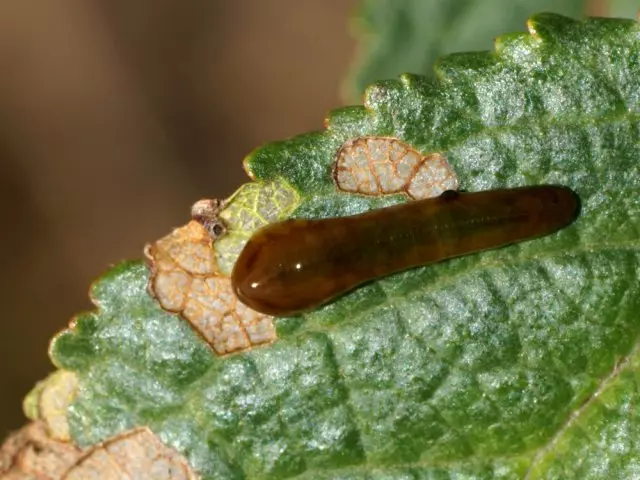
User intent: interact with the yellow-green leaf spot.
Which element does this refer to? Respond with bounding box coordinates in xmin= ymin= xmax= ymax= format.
xmin=145 ymin=221 xmax=276 ymax=355
xmin=214 ymin=178 xmax=299 ymax=276
xmin=333 ymin=136 xmax=458 ymax=199
xmin=22 ymin=370 xmax=79 ymax=442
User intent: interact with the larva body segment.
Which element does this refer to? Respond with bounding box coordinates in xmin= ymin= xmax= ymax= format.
xmin=231 ymin=186 xmax=580 ymax=316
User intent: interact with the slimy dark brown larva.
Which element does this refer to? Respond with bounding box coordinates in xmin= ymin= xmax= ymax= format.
xmin=231 ymin=185 xmax=580 ymax=316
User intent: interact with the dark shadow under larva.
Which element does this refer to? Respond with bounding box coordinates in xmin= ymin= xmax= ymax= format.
xmin=231 ymin=185 xmax=580 ymax=316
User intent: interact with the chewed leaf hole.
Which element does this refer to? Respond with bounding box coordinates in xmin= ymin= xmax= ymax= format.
xmin=145 ymin=221 xmax=276 ymax=355
xmin=333 ymin=136 xmax=458 ymax=199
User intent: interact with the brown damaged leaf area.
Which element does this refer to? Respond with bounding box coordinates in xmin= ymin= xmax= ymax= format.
xmin=23 ymin=370 xmax=78 ymax=442
xmin=145 ymin=220 xmax=276 ymax=355
xmin=333 ymin=136 xmax=458 ymax=199
xmin=0 ymin=421 xmax=81 ymax=480
xmin=64 ymin=428 xmax=197 ymax=480
xmin=0 ymin=423 xmax=198 ymax=480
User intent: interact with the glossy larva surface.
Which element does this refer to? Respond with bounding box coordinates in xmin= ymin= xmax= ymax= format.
xmin=231 ymin=186 xmax=580 ymax=316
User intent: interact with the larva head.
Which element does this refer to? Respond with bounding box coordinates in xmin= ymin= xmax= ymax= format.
xmin=231 ymin=219 xmax=335 ymax=316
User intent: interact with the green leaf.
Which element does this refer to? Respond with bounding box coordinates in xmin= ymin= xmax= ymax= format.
xmin=49 ymin=13 xmax=640 ymax=479
xmin=345 ymin=0 xmax=587 ymax=101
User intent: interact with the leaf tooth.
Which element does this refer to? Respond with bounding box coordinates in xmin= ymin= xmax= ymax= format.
xmin=397 ymin=72 xmax=430 ymax=89
xmin=324 ymin=105 xmax=382 ymax=138
xmin=362 ymin=78 xmax=402 ymax=110
xmin=433 ymin=51 xmax=497 ymax=84
xmin=494 ymin=32 xmax=543 ymax=64
xmin=527 ymin=13 xmax=579 ymax=40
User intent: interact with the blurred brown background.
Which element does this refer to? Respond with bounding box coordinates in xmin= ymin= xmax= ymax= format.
xmin=0 ymin=0 xmax=356 ymax=437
